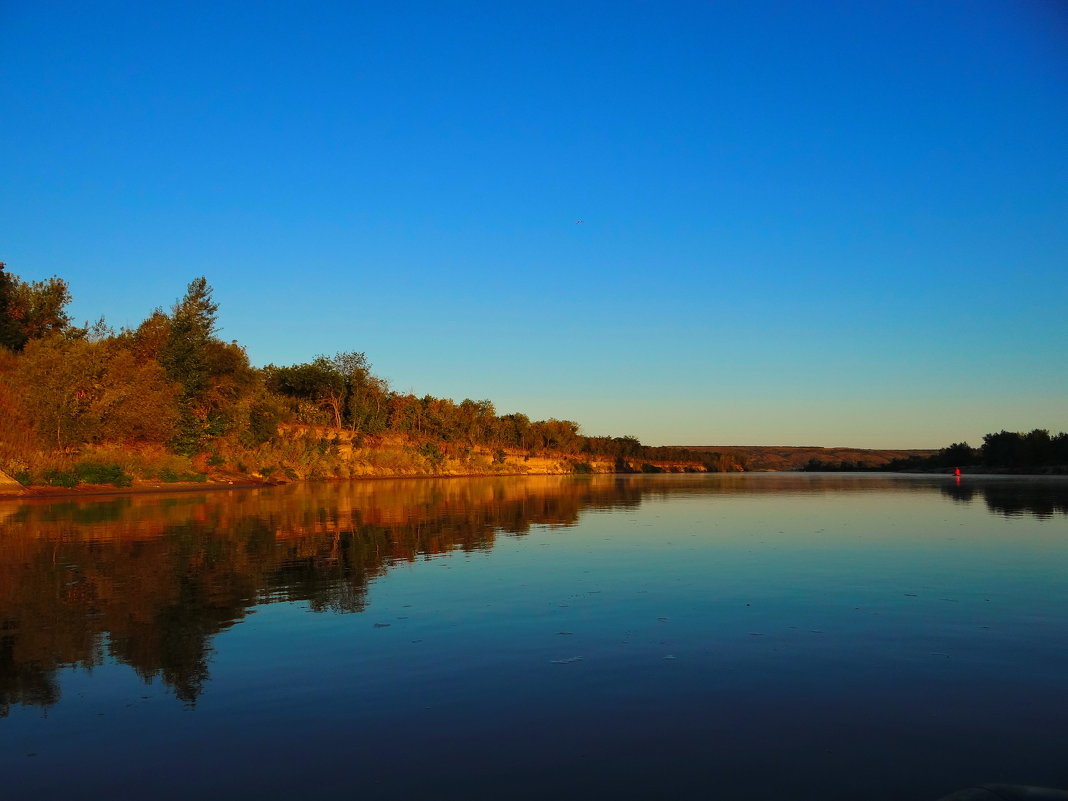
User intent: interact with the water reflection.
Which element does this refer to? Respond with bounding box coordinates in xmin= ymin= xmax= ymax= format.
xmin=939 ymin=479 xmax=1068 ymax=518
xmin=0 ymin=475 xmax=638 ymax=714
xmin=1 ymin=474 xmax=1064 ymax=716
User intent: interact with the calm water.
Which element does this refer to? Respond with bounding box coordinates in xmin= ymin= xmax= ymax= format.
xmin=1 ymin=473 xmax=1066 ymax=800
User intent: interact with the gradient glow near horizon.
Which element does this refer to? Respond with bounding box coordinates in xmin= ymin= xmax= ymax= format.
xmin=2 ymin=1 xmax=1066 ymax=448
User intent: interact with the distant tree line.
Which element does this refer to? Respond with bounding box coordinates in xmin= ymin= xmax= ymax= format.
xmin=803 ymin=429 xmax=1068 ymax=473
xmin=0 ymin=265 xmax=731 ymax=476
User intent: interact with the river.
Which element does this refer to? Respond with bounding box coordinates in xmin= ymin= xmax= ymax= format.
xmin=1 ymin=473 xmax=1066 ymax=799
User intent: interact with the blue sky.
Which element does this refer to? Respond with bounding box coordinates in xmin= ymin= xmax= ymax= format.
xmin=2 ymin=0 xmax=1066 ymax=447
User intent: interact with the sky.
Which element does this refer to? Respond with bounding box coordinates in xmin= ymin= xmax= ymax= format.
xmin=1 ymin=0 xmax=1066 ymax=448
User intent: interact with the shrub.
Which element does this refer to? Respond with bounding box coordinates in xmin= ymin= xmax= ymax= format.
xmin=572 ymin=462 xmax=594 ymax=474
xmin=73 ymin=462 xmax=133 ymax=487
xmin=419 ymin=442 xmax=444 ymax=466
xmin=157 ymin=467 xmax=206 ymax=483
xmin=42 ymin=468 xmax=79 ymax=488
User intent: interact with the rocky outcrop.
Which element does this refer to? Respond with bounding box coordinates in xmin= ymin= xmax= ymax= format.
xmin=0 ymin=469 xmax=26 ymax=494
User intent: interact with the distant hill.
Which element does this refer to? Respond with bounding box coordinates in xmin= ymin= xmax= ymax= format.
xmin=682 ymin=445 xmax=936 ymax=472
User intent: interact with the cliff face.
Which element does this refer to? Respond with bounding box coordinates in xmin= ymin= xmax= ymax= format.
xmin=259 ymin=426 xmax=712 ymax=481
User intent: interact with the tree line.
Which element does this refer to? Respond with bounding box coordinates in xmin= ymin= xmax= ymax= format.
xmin=803 ymin=429 xmax=1068 ymax=473
xmin=0 ymin=265 xmax=728 ymax=480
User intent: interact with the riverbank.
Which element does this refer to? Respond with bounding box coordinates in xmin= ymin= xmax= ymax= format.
xmin=0 ymin=444 xmax=718 ymax=501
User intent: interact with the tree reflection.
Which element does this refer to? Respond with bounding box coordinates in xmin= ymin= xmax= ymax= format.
xmin=0 ymin=476 xmax=642 ymax=714
xmin=939 ymin=480 xmax=1068 ymax=518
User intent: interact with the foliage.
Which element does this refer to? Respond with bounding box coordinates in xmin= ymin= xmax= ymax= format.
xmin=418 ymin=442 xmax=444 ymax=467
xmin=159 ymin=277 xmax=218 ymax=397
xmin=12 ymin=336 xmax=182 ymax=449
xmin=981 ymin=429 xmax=1067 ymax=468
xmin=158 ymin=277 xmax=244 ymax=454
xmin=72 ymin=462 xmax=133 ymax=487
xmin=42 ymin=468 xmax=79 ymax=488
xmin=866 ymin=429 xmax=1068 ymax=473
xmin=157 ymin=467 xmax=207 ymax=483
xmin=0 ymin=262 xmax=74 ymax=352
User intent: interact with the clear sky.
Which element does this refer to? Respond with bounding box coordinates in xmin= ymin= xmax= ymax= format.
xmin=2 ymin=0 xmax=1066 ymax=448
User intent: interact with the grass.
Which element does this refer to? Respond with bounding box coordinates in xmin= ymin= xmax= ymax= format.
xmin=2 ymin=444 xmax=206 ymax=487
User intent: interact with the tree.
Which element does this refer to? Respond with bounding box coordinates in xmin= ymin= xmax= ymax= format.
xmin=1022 ymin=429 xmax=1053 ymax=466
xmin=938 ymin=442 xmax=977 ymax=467
xmin=158 ymin=278 xmax=221 ymax=453
xmin=326 ymin=351 xmax=388 ymax=434
xmin=0 ymin=263 xmax=20 ymax=350
xmin=496 ymin=413 xmax=531 ymax=449
xmin=268 ymin=358 xmax=347 ymax=428
xmin=159 ymin=277 xmax=218 ymax=399
xmin=13 ymin=336 xmax=180 ymax=449
xmin=123 ymin=309 xmax=172 ymax=362
xmin=0 ymin=262 xmax=73 ymax=351
xmin=90 ymin=346 xmax=182 ymax=443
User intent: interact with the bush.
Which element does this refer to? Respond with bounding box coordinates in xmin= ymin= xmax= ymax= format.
xmin=419 ymin=442 xmax=444 ymax=466
xmin=572 ymin=462 xmax=594 ymax=474
xmin=42 ymin=468 xmax=79 ymax=488
xmin=73 ymin=462 xmax=133 ymax=487
xmin=157 ymin=467 xmax=207 ymax=483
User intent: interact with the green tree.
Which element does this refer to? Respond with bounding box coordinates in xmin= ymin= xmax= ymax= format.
xmin=158 ymin=278 xmax=220 ymax=453
xmin=496 ymin=413 xmax=531 ymax=449
xmin=0 ymin=263 xmax=73 ymax=351
xmin=0 ymin=263 xmax=21 ymax=350
xmin=335 ymin=352 xmax=390 ymax=435
xmin=267 ymin=358 xmax=347 ymax=428
xmin=159 ymin=278 xmax=218 ymax=399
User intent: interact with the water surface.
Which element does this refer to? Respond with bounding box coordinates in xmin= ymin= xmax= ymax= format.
xmin=1 ymin=473 xmax=1066 ymax=800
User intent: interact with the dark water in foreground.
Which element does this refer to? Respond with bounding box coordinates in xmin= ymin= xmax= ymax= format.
xmin=1 ymin=473 xmax=1066 ymax=800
